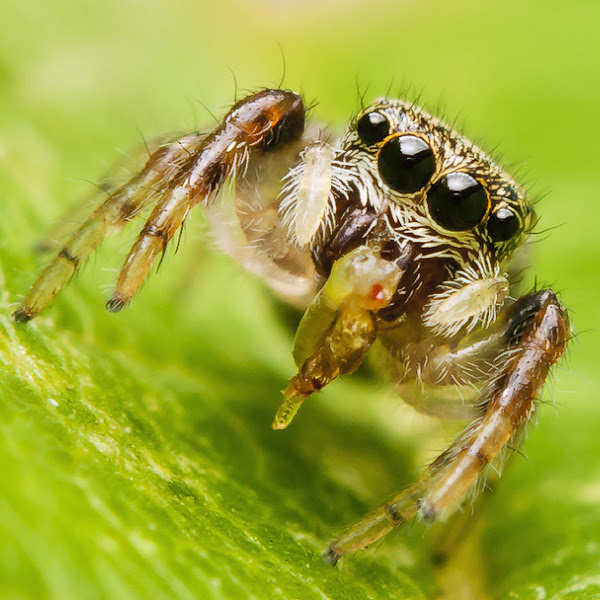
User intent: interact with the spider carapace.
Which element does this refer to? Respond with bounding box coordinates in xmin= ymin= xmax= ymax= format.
xmin=14 ymin=89 xmax=570 ymax=564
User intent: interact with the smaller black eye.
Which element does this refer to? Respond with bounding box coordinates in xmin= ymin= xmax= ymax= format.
xmin=487 ymin=207 xmax=521 ymax=242
xmin=357 ymin=112 xmax=390 ymax=145
xmin=427 ymin=172 xmax=489 ymax=231
xmin=378 ymin=135 xmax=436 ymax=194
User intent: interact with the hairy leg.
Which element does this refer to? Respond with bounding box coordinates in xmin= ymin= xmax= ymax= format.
xmin=377 ymin=267 xmax=540 ymax=419
xmin=379 ymin=320 xmax=510 ymax=419
xmin=205 ymin=139 xmax=333 ymax=308
xmin=13 ymin=133 xmax=205 ymax=322
xmin=14 ymin=89 xmax=305 ymax=320
xmin=323 ymin=289 xmax=569 ymax=565
xmin=106 ymin=89 xmax=305 ymax=310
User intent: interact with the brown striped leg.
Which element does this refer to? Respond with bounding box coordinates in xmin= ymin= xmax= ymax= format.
xmin=14 ymin=89 xmax=305 ymax=320
xmin=323 ymin=289 xmax=570 ymax=565
xmin=107 ymin=89 xmax=305 ymax=311
xmin=13 ymin=134 xmax=205 ymax=322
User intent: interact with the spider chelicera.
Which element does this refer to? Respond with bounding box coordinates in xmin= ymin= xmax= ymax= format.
xmin=14 ymin=89 xmax=570 ymax=565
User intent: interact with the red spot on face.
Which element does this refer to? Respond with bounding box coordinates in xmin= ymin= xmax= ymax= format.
xmin=370 ymin=283 xmax=385 ymax=304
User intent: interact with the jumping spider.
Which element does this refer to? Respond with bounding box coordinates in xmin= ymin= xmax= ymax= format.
xmin=14 ymin=89 xmax=570 ymax=564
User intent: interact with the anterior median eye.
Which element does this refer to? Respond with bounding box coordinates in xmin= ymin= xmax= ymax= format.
xmin=427 ymin=172 xmax=489 ymax=231
xmin=377 ymin=135 xmax=436 ymax=194
xmin=357 ymin=111 xmax=390 ymax=145
xmin=487 ymin=207 xmax=521 ymax=242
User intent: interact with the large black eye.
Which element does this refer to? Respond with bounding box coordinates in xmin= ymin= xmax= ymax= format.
xmin=427 ymin=172 xmax=489 ymax=231
xmin=378 ymin=135 xmax=436 ymax=194
xmin=487 ymin=207 xmax=521 ymax=242
xmin=357 ymin=112 xmax=389 ymax=145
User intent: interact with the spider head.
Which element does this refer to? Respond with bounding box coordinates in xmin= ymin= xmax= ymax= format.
xmin=342 ymin=99 xmax=535 ymax=271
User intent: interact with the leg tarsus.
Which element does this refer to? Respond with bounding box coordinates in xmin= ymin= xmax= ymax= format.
xmin=12 ymin=308 xmax=32 ymax=323
xmin=105 ymin=295 xmax=127 ymax=313
xmin=321 ymin=546 xmax=342 ymax=567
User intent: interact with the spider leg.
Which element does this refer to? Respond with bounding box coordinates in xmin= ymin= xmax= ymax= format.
xmin=107 ymin=89 xmax=305 ymax=311
xmin=203 ymin=137 xmax=337 ymax=309
xmin=323 ymin=289 xmax=569 ymax=565
xmin=13 ymin=133 xmax=205 ymax=322
xmin=14 ymin=89 xmax=305 ymax=320
xmin=378 ymin=319 xmax=510 ymax=419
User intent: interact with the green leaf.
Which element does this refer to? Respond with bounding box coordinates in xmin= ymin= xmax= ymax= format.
xmin=0 ymin=251 xmax=436 ymax=600
xmin=0 ymin=1 xmax=598 ymax=599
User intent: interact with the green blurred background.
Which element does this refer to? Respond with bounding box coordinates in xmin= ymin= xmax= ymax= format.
xmin=0 ymin=1 xmax=599 ymax=599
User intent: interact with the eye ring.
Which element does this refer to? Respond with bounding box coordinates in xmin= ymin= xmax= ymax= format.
xmin=427 ymin=172 xmax=490 ymax=231
xmin=356 ymin=111 xmax=390 ymax=145
xmin=377 ymin=134 xmax=436 ymax=194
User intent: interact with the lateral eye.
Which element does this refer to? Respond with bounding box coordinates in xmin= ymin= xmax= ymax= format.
xmin=378 ymin=135 xmax=436 ymax=194
xmin=427 ymin=172 xmax=489 ymax=231
xmin=487 ymin=207 xmax=521 ymax=242
xmin=357 ymin=112 xmax=389 ymax=145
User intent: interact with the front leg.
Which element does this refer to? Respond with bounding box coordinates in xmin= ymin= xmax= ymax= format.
xmin=14 ymin=89 xmax=305 ymax=320
xmin=323 ymin=289 xmax=569 ymax=565
xmin=108 ymin=89 xmax=305 ymax=311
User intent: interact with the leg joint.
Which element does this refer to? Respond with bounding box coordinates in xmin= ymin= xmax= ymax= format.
xmin=386 ymin=502 xmax=407 ymax=526
xmin=417 ymin=498 xmax=437 ymax=523
xmin=140 ymin=223 xmax=167 ymax=239
xmin=59 ymin=248 xmax=80 ymax=266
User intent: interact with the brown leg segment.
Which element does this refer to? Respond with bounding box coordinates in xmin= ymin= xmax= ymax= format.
xmin=107 ymin=89 xmax=305 ymax=311
xmin=323 ymin=289 xmax=570 ymax=565
xmin=12 ymin=134 xmax=205 ymax=322
xmin=14 ymin=90 xmax=305 ymax=320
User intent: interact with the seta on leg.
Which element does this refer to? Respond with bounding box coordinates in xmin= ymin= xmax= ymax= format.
xmin=323 ymin=289 xmax=569 ymax=565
